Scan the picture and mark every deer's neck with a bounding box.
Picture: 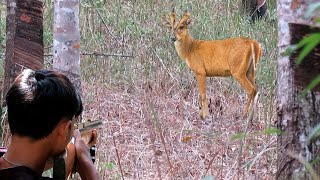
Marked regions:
[174,33,195,60]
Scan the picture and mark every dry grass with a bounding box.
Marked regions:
[0,0,278,179]
[76,0,277,179]
[83,81,277,179]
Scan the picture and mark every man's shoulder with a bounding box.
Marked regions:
[0,166,52,180]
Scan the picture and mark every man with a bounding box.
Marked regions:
[0,69,101,180]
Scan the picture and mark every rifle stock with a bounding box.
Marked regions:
[76,120,102,144]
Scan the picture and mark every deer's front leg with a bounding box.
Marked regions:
[196,74,207,119]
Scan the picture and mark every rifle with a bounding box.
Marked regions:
[0,120,102,153]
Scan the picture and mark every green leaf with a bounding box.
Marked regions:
[231,132,246,140]
[307,123,320,143]
[107,162,116,170]
[283,45,297,57]
[297,33,320,64]
[310,155,320,165]
[246,162,251,171]
[202,175,215,180]
[262,128,282,135]
[300,74,320,97]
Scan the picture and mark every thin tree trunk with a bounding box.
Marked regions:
[241,0,267,21]
[53,0,81,92]
[277,0,320,179]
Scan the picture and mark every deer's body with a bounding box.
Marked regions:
[165,10,262,119]
[174,36,261,77]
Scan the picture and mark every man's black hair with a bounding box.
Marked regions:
[6,69,83,140]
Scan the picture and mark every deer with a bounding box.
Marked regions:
[163,9,262,119]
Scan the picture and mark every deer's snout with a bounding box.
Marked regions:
[170,35,177,42]
[170,33,177,42]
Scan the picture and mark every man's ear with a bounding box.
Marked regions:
[56,118,72,137]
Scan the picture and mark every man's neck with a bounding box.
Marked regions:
[1,135,52,174]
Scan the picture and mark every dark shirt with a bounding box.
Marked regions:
[0,166,52,180]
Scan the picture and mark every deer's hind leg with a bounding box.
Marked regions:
[234,74,255,117]
[232,52,256,117]
[196,74,207,119]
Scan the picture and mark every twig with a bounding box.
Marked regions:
[88,0,123,45]
[144,97,163,180]
[157,119,174,176]
[44,45,53,50]
[112,134,125,180]
[147,99,175,178]
[151,47,178,83]
[44,52,134,58]
[226,137,276,179]
[225,92,259,180]
[81,52,134,58]
[204,152,219,176]
[287,151,320,180]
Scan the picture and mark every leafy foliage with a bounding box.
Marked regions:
[286,3,320,95]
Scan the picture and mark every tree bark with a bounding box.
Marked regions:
[53,0,81,92]
[277,0,320,179]
[2,0,43,146]
[3,0,43,103]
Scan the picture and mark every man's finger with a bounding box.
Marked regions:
[73,129,81,139]
[88,130,97,147]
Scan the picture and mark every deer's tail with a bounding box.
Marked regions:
[251,42,262,72]
[251,43,256,72]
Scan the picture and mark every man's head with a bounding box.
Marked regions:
[6,69,82,142]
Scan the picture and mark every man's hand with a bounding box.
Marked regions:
[73,129,100,180]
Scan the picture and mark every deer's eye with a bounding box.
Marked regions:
[178,26,184,32]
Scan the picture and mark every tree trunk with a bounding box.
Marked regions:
[2,0,43,146]
[53,0,81,93]
[277,0,320,179]
[241,0,267,21]
[3,0,43,103]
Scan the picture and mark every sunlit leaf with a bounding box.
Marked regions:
[307,123,320,143]
[181,135,192,143]
[231,132,246,140]
[300,75,320,97]
[297,33,320,64]
[107,162,116,170]
[262,128,282,135]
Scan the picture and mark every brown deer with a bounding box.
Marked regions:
[163,9,262,119]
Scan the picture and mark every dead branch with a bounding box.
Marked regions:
[44,52,134,58]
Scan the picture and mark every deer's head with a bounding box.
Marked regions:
[163,9,192,42]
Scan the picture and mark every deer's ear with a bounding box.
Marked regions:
[186,19,192,26]
[161,15,172,29]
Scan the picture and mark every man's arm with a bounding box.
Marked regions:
[73,129,101,180]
